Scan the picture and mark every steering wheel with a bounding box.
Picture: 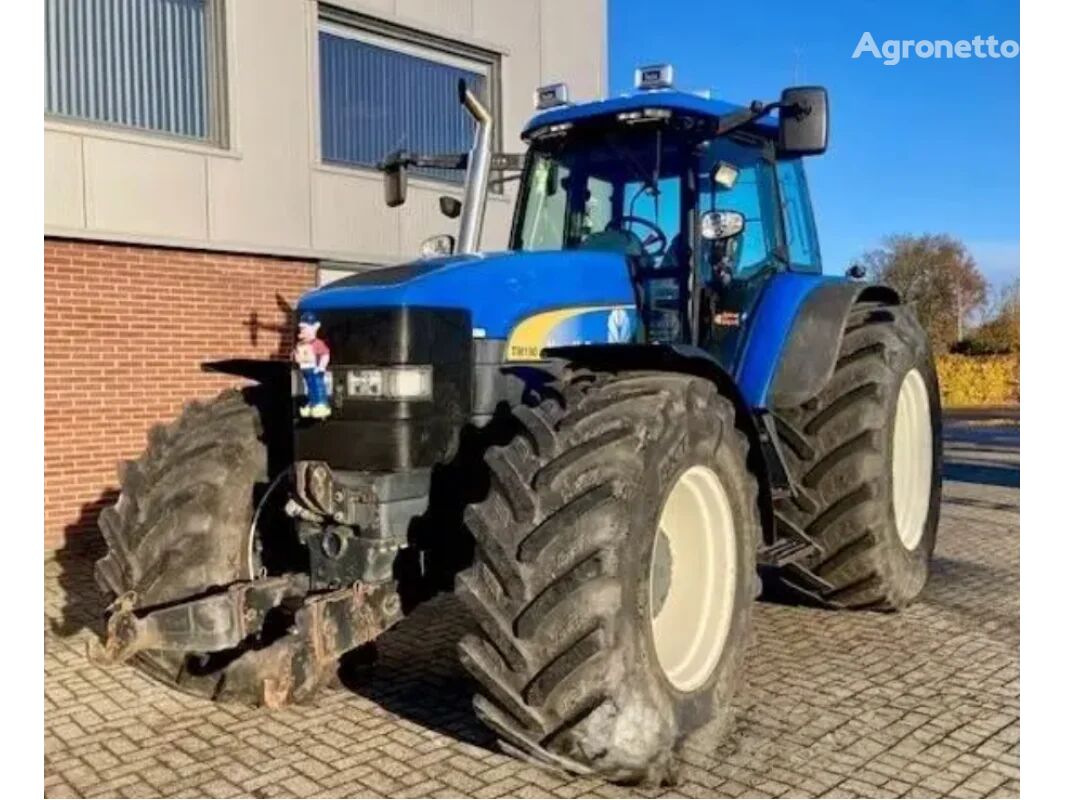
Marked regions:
[611,215,668,259]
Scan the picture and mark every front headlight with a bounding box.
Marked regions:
[345,366,433,401]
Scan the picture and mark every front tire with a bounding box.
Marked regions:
[772,302,943,609]
[455,370,760,783]
[93,388,314,704]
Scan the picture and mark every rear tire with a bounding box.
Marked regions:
[94,388,312,703]
[455,369,760,784]
[772,302,943,610]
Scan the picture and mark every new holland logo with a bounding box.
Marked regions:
[608,307,633,343]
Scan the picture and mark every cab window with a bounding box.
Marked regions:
[698,138,781,279]
[517,159,570,250]
[776,158,822,273]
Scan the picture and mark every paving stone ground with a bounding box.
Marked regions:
[44,417,1020,798]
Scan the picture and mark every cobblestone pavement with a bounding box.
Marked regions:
[44,418,1020,798]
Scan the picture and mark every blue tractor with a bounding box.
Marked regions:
[93,66,942,783]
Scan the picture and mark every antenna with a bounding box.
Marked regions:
[792,46,804,84]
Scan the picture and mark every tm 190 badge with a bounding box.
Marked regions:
[293,312,332,419]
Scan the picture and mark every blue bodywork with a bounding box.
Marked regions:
[298,86,841,413]
[301,250,636,339]
[734,272,842,407]
[299,248,840,411]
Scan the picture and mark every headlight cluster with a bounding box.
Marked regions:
[345,366,433,401]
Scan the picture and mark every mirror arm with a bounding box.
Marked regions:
[488,173,523,189]
[714,99,801,138]
[378,150,469,172]
[379,151,525,175]
[490,153,526,171]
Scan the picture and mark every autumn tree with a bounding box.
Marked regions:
[960,278,1020,354]
[859,234,988,352]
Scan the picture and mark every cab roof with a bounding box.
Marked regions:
[522,88,780,140]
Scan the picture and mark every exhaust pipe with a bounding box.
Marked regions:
[456,80,493,254]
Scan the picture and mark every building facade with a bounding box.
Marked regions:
[44,0,607,548]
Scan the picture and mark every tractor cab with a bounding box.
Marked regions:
[377,66,829,375]
[512,69,828,368]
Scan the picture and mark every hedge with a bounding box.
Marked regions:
[935,354,1019,407]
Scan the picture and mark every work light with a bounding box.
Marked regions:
[535,83,570,110]
[635,64,674,90]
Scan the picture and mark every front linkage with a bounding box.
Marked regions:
[91,574,402,706]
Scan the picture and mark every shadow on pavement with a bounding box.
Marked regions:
[943,461,1020,488]
[336,596,492,750]
[944,406,1019,422]
[48,492,115,639]
[943,494,1019,514]
[943,418,1020,488]
[921,555,1019,643]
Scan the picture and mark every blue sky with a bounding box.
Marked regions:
[608,0,1020,287]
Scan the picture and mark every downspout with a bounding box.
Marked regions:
[456,80,493,254]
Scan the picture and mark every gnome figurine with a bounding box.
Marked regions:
[293,312,332,419]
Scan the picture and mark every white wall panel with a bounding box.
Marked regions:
[395,0,473,37]
[44,130,85,229]
[312,169,401,258]
[206,0,312,249]
[472,0,540,150]
[84,137,207,239]
[540,0,606,102]
[333,0,397,17]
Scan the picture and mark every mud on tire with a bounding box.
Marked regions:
[455,369,760,784]
[93,388,309,703]
[771,302,943,610]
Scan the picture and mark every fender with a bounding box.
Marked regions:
[769,281,900,409]
[733,273,900,410]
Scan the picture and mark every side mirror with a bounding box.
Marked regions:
[383,156,408,208]
[439,196,462,219]
[700,210,745,241]
[778,86,829,156]
[420,234,455,258]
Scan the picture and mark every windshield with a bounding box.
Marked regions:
[512,130,689,267]
[510,127,784,344]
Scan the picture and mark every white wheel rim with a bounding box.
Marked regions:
[245,467,291,579]
[649,465,737,692]
[892,369,933,550]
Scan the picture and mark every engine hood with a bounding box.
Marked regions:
[299,249,637,339]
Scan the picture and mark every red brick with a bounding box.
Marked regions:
[44,237,316,549]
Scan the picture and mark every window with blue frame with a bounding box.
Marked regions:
[776,158,822,273]
[318,16,497,184]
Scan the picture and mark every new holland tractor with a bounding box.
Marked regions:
[91,66,942,783]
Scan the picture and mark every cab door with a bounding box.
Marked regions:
[696,137,787,371]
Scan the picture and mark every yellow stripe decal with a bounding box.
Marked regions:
[505,306,615,361]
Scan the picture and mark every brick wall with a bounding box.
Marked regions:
[44,238,317,550]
